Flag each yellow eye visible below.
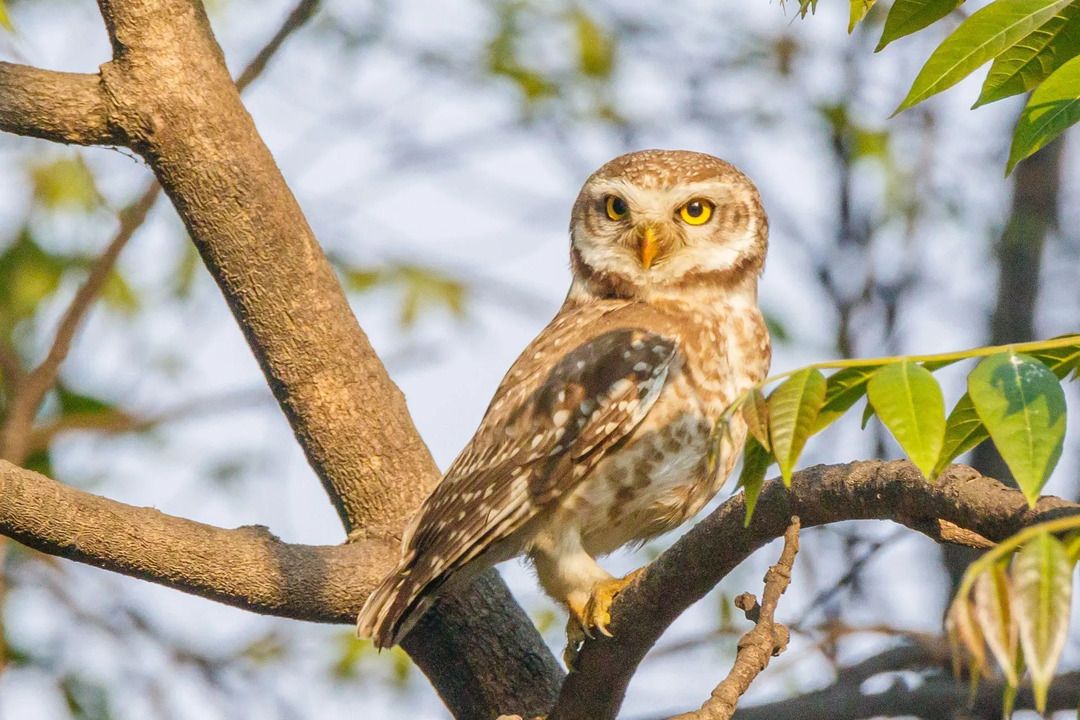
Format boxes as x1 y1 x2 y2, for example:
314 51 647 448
679 199 713 225
605 195 629 221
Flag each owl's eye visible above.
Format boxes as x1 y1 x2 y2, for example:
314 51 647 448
605 195 629 221
679 199 713 225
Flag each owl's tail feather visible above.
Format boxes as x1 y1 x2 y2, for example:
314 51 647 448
356 559 443 649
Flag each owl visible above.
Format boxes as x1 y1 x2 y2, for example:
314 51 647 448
357 149 771 664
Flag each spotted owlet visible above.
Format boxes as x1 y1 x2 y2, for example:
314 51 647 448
357 149 771 662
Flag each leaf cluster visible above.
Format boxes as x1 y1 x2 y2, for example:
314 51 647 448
949 515 1080 715
729 334 1078 526
848 0 1080 172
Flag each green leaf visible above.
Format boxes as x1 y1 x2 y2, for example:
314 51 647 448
866 360 946 478
861 398 877 429
934 392 990 475
850 0 877 33
968 351 1067 506
767 368 827 485
737 436 773 525
877 0 965 51
894 0 1075 115
813 365 881 433
973 562 1020 686
1025 336 1080 379
975 1 1080 106
741 387 771 451
1008 51 1080 172
572 9 615 78
0 0 12 32
1011 533 1073 712
101 270 139 313
30 156 100 211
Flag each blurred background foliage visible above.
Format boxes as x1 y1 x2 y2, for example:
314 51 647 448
0 0 1078 718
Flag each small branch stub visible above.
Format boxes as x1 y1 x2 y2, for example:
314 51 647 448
667 516 801 720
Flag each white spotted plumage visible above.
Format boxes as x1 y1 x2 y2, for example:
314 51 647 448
357 150 771 653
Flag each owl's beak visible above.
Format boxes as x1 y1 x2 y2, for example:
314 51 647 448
639 225 659 269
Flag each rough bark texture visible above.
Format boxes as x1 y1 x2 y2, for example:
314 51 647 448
0 1 563 717
0 63 119 145
549 461 1080 720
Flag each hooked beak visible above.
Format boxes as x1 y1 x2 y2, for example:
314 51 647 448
639 225 658 269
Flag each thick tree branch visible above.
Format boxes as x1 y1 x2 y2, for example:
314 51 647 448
2 2 564 713
0 63 121 146
0 459 392 622
668 518 800 720
548 461 1080 720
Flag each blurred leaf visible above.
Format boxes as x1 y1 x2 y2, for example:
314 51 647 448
389 646 413 687
59 675 112 720
852 127 889 158
56 385 115 416
867 360 946 478
894 0 1074 115
487 2 557 104
737 436 772 525
741 387 771 451
813 365 881 433
1012 533 1073 712
573 8 615 78
975 1 1080 106
935 392 989 475
768 367 826 485
30 156 100 212
0 229 66 326
532 607 559 634
343 268 383 292
877 0 965 50
764 313 790 343
850 0 877 33
101 270 139 313
0 0 12 32
968 352 1066 506
1008 52 1080 173
173 242 202 299
973 561 1020 686
333 634 375 680
238 633 287 665
344 264 467 328
946 594 987 676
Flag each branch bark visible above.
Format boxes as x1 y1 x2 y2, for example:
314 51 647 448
548 461 1080 720
667 518 800 720
0 3 564 714
0 64 120 146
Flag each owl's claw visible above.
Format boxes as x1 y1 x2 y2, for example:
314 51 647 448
563 568 645 668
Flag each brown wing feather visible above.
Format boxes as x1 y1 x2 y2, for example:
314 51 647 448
357 304 681 648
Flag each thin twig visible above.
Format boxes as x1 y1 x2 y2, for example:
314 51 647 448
666 517 801 720
234 0 322 91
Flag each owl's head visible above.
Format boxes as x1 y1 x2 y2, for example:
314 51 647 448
567 149 768 302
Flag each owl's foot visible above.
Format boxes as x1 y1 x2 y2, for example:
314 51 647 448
563 568 645 668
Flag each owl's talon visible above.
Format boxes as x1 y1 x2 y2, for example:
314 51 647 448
566 568 645 659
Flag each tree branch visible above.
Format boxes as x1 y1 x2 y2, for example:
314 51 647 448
548 461 1080 720
0 459 391 622
667 518 800 720
731 641 1080 720
0 63 121 146
2 1 565 715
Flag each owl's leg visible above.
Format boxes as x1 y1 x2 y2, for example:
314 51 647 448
528 526 640 667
